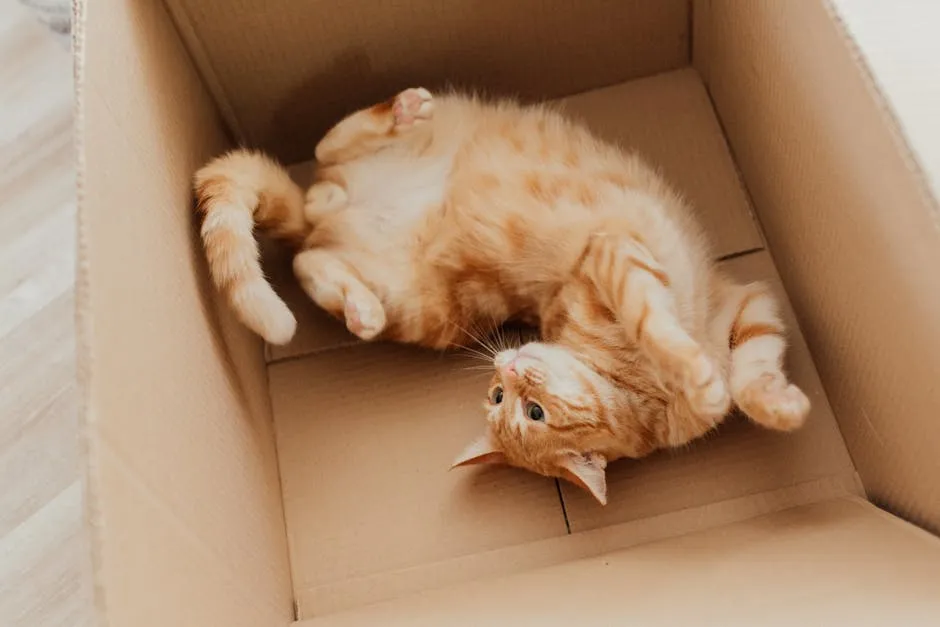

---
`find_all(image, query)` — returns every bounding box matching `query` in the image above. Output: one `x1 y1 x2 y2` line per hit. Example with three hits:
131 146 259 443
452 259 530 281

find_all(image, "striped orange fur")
194 87 810 504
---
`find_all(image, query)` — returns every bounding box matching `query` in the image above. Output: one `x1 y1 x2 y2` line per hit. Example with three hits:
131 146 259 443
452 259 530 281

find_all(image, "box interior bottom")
263 67 860 619
293 498 940 627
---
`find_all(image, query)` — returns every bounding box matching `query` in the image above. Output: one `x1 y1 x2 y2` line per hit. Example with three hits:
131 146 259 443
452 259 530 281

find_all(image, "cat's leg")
714 280 810 431
580 233 731 419
303 180 349 223
315 87 434 164
292 249 387 340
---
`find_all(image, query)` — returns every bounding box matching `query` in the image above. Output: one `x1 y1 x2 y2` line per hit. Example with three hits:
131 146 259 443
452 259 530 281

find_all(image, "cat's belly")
328 150 452 302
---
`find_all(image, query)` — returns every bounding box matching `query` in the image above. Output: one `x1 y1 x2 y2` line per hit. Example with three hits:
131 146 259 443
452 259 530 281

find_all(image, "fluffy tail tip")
231 281 298 345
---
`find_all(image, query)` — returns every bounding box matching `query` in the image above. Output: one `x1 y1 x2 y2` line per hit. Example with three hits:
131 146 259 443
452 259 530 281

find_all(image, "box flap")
163 0 690 162
297 498 940 627
695 0 940 532
75 0 292 624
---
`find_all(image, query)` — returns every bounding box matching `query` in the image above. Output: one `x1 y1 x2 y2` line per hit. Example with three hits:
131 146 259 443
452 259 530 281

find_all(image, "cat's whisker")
459 347 493 363
495 323 508 353
449 320 495 356
465 370 495 380
480 335 500 358
447 340 495 364
455 319 503 359
470 319 501 357
483 314 507 354
461 365 496 372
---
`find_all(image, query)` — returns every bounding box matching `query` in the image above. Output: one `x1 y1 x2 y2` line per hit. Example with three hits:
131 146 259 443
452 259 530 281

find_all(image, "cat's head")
452 342 620 505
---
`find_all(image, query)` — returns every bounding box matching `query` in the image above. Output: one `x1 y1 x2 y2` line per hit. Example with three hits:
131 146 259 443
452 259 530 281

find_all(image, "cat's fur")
195 88 810 504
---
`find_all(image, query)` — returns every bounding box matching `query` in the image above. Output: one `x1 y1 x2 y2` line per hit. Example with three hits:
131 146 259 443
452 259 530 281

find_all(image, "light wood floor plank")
0 2 91 626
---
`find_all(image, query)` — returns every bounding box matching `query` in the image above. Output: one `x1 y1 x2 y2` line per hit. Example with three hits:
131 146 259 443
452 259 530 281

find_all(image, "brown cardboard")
269 345 568 614
296 498 940 627
75 0 291 625
75 0 940 625
297 474 860 617
163 0 691 163
694 0 940 532
270 68 763 362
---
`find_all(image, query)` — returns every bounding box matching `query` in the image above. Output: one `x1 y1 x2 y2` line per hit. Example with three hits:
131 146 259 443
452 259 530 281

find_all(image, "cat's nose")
501 360 518 379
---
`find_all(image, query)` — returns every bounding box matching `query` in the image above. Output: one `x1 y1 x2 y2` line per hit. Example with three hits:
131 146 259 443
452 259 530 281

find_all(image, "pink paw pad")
740 375 811 431
392 88 434 127
343 298 385 341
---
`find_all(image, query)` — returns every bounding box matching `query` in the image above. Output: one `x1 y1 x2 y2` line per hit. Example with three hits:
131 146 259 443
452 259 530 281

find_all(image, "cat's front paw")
737 374 810 431
344 296 387 341
684 352 732 419
304 181 348 223
393 88 434 129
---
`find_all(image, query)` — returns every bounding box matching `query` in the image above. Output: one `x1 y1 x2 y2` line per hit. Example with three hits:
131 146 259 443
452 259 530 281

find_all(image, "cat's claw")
738 374 810 431
393 88 434 128
344 298 386 341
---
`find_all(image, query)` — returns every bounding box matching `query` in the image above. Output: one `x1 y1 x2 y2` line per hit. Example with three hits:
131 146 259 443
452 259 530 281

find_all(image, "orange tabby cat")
195 87 810 504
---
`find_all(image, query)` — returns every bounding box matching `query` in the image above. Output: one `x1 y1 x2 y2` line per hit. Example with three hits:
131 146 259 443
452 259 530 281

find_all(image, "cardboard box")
75 1 940 624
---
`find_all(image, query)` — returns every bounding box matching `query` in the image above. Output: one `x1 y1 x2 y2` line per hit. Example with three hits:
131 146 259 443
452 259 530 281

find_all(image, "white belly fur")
330 148 453 301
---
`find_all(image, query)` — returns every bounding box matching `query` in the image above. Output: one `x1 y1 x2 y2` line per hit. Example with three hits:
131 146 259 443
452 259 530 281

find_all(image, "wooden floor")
0 2 92 626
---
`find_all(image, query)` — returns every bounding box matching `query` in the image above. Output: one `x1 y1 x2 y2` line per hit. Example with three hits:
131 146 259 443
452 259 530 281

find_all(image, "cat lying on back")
194 87 810 504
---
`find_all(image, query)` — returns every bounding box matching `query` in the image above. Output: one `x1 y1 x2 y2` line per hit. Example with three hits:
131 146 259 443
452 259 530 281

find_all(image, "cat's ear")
451 432 506 468
558 452 608 505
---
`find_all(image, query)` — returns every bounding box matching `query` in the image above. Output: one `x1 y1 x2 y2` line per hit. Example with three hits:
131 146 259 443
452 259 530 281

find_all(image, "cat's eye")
490 386 504 405
525 402 545 422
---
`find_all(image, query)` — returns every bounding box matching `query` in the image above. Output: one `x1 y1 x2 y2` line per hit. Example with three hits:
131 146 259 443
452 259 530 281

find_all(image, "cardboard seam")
161 0 249 146
536 65 696 114
267 337 365 364
715 246 764 263
261 352 301 622
293 473 860 617
690 0 710 80
847 497 940 544
694 71 768 250
823 0 940 236
554 480 571 534
71 0 108 625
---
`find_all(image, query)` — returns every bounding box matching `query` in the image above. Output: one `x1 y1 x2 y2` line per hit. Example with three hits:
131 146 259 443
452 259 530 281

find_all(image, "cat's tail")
193 148 308 345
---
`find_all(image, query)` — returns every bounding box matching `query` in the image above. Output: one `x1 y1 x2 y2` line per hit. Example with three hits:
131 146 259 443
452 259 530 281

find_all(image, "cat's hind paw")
736 374 810 431
304 181 348 223
684 352 732 419
344 296 387 341
393 88 434 129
